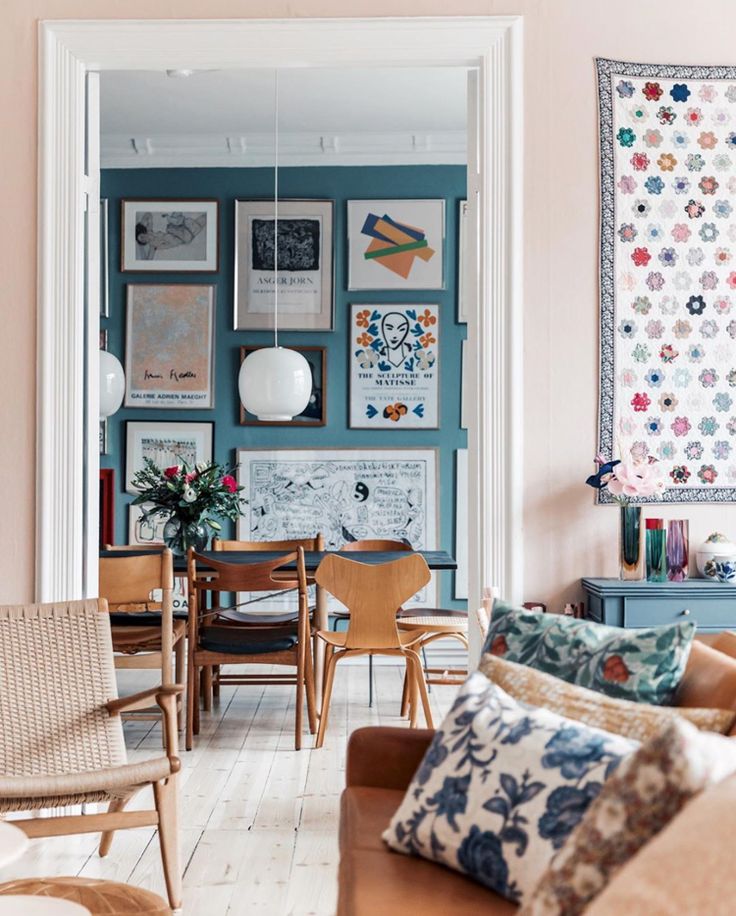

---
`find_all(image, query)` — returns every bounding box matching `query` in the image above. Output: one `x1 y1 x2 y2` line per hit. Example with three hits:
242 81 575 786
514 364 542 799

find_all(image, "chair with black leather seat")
186 547 317 751
98 548 186 729
204 534 323 707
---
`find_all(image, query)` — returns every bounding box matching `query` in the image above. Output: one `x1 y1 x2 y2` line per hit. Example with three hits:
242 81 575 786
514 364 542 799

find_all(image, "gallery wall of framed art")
99 163 468 609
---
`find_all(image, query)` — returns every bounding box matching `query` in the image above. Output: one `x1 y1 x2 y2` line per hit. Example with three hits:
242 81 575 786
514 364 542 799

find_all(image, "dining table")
99 548 458 704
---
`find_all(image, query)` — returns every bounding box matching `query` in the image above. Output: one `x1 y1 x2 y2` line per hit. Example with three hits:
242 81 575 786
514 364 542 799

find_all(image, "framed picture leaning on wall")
125 284 215 409
239 345 326 427
347 199 445 291
125 420 214 494
349 304 439 429
120 198 219 272
234 199 334 330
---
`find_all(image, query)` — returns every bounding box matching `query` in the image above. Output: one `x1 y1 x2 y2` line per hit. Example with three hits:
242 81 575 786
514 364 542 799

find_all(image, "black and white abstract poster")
234 199 334 330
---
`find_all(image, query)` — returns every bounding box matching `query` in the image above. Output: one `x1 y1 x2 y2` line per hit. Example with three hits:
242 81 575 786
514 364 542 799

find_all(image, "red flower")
631 152 650 172
631 391 651 412
632 247 651 267
164 466 180 479
221 475 238 493
602 654 630 683
643 81 663 101
490 635 508 656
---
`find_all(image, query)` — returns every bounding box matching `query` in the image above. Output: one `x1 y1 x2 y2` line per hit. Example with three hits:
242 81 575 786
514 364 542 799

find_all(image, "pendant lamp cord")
273 69 279 348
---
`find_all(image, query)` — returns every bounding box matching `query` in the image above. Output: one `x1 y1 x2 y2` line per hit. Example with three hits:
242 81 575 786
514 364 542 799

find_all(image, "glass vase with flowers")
586 453 664 579
131 459 245 556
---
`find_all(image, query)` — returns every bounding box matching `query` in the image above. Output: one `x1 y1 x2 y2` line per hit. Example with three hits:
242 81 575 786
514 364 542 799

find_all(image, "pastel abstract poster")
125 284 215 408
347 199 445 290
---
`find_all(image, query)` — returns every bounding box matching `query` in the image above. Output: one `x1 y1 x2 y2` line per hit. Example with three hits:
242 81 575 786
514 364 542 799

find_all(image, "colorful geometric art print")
349 304 439 429
597 58 736 502
360 212 435 279
347 199 445 290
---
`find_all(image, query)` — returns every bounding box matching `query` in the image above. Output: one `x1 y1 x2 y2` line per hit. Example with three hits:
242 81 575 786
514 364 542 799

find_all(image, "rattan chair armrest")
106 685 183 716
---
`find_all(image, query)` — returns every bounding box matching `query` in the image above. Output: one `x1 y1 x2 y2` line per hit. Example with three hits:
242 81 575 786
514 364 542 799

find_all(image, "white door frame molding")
37 16 524 617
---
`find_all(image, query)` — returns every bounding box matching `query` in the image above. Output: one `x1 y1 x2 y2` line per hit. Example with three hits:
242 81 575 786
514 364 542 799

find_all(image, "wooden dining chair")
205 534 324 706
313 553 433 747
99 549 186 728
186 548 316 751
334 540 412 705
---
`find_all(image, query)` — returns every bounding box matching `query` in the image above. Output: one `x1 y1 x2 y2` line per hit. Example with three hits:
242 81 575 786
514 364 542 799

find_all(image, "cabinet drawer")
624 596 736 630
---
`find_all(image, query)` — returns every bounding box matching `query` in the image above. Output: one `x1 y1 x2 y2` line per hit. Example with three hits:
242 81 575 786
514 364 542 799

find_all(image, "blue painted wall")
101 165 467 607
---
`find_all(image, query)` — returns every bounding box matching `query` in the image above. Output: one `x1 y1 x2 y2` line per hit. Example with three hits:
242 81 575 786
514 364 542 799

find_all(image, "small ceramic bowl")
707 559 736 583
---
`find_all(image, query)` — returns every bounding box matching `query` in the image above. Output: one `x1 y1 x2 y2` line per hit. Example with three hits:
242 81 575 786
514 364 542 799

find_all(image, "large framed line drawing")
597 58 736 502
237 447 438 605
234 199 334 330
125 284 215 409
347 199 445 290
350 304 439 429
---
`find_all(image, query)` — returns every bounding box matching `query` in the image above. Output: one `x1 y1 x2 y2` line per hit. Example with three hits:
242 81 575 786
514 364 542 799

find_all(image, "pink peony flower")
607 459 664 500
221 475 238 494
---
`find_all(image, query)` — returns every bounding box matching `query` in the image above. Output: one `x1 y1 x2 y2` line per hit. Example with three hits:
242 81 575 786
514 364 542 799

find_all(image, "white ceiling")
100 67 468 168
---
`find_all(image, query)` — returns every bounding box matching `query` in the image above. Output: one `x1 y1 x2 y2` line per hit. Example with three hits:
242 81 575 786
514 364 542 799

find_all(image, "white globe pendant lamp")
99 349 125 418
238 70 312 422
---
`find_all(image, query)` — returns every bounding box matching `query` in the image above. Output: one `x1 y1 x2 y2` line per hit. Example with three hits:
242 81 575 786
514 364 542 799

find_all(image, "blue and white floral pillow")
383 672 638 905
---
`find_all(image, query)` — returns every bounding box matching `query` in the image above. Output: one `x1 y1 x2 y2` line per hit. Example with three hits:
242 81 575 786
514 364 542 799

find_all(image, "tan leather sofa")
338 639 736 915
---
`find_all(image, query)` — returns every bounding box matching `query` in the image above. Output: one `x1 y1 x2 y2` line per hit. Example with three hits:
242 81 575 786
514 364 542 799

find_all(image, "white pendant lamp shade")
99 349 125 418
239 346 312 421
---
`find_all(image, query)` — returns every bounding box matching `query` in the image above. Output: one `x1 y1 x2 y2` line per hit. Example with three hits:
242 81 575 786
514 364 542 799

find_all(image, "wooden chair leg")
186 656 197 751
295 643 305 751
153 776 182 913
400 670 410 718
316 647 339 749
193 665 201 736
98 794 131 857
174 637 185 732
212 663 221 700
407 650 434 729
406 655 419 728
202 665 212 712
304 634 318 735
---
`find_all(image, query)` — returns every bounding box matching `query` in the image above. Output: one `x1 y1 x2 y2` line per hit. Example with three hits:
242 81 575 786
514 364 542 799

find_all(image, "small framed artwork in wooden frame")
239 345 327 427
120 198 219 272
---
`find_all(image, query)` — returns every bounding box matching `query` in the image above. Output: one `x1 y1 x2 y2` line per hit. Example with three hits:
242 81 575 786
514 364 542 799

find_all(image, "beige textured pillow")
521 717 736 916
479 653 736 740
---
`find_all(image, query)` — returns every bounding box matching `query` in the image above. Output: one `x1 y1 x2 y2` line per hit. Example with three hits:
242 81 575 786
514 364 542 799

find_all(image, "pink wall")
2 1 735 605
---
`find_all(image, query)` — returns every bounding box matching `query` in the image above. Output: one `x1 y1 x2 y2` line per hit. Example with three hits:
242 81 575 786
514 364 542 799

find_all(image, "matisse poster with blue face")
350 303 439 428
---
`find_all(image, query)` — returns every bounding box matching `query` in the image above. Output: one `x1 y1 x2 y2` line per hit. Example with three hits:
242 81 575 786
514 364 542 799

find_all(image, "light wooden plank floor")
0 664 457 916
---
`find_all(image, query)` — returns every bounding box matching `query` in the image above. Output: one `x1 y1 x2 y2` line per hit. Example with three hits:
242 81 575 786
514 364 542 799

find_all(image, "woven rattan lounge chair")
0 599 182 912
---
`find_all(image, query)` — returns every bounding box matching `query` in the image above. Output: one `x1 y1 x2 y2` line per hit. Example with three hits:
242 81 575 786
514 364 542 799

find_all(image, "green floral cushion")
482 603 695 706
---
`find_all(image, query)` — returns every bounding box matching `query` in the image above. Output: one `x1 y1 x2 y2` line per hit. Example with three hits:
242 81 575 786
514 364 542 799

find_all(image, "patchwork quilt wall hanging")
597 58 736 502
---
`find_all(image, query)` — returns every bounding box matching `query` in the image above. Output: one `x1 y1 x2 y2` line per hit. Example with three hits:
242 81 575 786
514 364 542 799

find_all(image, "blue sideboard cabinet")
582 578 736 633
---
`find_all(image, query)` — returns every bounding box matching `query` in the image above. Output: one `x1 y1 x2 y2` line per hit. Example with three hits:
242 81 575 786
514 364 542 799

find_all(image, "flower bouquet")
131 459 245 556
586 453 664 579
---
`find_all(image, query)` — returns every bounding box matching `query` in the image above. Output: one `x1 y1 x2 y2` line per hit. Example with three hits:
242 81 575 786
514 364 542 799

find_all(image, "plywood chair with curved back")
313 552 433 748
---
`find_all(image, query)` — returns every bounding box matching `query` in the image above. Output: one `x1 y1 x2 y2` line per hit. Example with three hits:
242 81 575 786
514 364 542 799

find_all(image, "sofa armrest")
346 726 434 791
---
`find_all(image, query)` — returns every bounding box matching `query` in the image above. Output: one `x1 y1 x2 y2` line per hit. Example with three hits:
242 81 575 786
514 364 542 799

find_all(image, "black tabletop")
100 548 457 572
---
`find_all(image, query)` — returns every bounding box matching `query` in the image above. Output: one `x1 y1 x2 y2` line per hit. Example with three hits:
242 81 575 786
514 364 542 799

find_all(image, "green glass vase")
619 505 642 580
